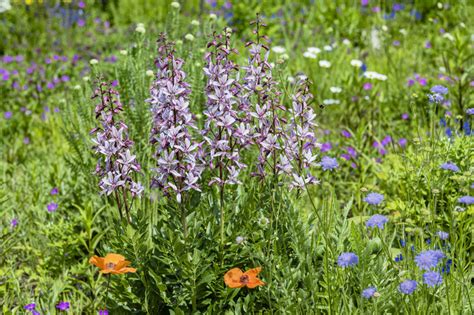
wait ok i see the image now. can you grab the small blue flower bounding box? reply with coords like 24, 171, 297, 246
428, 93, 444, 104
415, 250, 445, 270
364, 193, 384, 205
321, 156, 339, 171
430, 85, 448, 95
399, 280, 417, 294
426, 238, 431, 245
394, 254, 403, 262
440, 162, 459, 172
423, 271, 443, 287
337, 252, 359, 268
362, 286, 377, 299
24, 304, 36, 311
366, 214, 388, 229
445, 127, 452, 138
437, 231, 449, 240
466, 108, 474, 115
458, 196, 474, 205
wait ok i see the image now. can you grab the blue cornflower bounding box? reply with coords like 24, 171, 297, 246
321, 156, 339, 171
464, 121, 471, 136
400, 239, 406, 247
399, 280, 417, 294
366, 214, 389, 229
458, 196, 474, 205
428, 93, 444, 104
437, 231, 449, 240
56, 301, 70, 311
466, 108, 474, 115
415, 250, 445, 270
423, 271, 443, 287
394, 254, 403, 262
442, 259, 452, 274
364, 192, 384, 205
445, 127, 452, 138
440, 162, 459, 172
361, 287, 377, 299
430, 85, 448, 95
337, 252, 359, 268
426, 238, 431, 245
47, 202, 58, 212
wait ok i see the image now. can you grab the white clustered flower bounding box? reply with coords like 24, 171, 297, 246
171, 1, 180, 9
371, 28, 381, 50
400, 29, 407, 35
287, 76, 295, 83
381, 25, 388, 32
324, 45, 333, 51
272, 46, 286, 54
323, 99, 340, 105
176, 39, 183, 45
350, 59, 363, 68
209, 13, 217, 20
319, 60, 331, 68
280, 53, 289, 60
303, 51, 317, 59
185, 33, 195, 41
146, 70, 154, 77
442, 33, 455, 41
363, 71, 387, 81
191, 19, 200, 26
330, 86, 342, 94
307, 47, 321, 54
0, 0, 12, 13
119, 50, 128, 55
89, 59, 98, 65
342, 39, 351, 46
135, 25, 146, 34
83, 76, 90, 82
73, 85, 81, 90
235, 236, 245, 244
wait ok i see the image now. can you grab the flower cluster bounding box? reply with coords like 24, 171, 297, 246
428, 85, 448, 104
337, 252, 359, 267
414, 250, 445, 270
366, 214, 388, 229
147, 34, 203, 202
91, 81, 143, 219
202, 30, 247, 187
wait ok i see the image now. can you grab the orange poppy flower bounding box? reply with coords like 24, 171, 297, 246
89, 253, 136, 274
224, 267, 265, 288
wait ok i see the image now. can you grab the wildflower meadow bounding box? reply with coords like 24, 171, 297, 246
1, 0, 473, 314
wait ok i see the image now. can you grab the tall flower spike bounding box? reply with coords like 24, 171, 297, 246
147, 33, 203, 203
91, 81, 143, 221
284, 78, 320, 190
202, 29, 248, 187
243, 15, 286, 180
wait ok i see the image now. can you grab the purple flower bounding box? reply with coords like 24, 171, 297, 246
321, 156, 339, 171
423, 271, 443, 287
398, 138, 407, 148
91, 81, 143, 201
399, 280, 417, 294
363, 82, 372, 90
415, 250, 445, 270
401, 113, 409, 120
4, 111, 12, 119
366, 214, 388, 229
337, 252, 359, 267
393, 40, 400, 46
341, 130, 351, 138
11, 218, 18, 228
425, 41, 432, 49
78, 1, 86, 8
418, 77, 427, 86
320, 142, 332, 152
458, 196, 474, 205
56, 301, 70, 311
428, 93, 444, 104
437, 231, 449, 240
362, 287, 377, 299
147, 34, 203, 201
430, 85, 448, 95
24, 303, 36, 311
98, 310, 109, 315
50, 187, 59, 195
440, 162, 459, 172
77, 19, 86, 27
361, 0, 369, 6
24, 137, 30, 144
381, 136, 391, 146
364, 192, 384, 205
47, 202, 58, 212
466, 108, 474, 115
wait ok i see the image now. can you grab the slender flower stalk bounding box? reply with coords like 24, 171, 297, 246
202, 29, 249, 247
91, 81, 143, 222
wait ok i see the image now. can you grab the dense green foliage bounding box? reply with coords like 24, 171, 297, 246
0, 0, 473, 314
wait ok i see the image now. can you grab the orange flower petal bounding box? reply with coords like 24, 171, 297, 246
244, 267, 262, 277
115, 260, 131, 270
104, 253, 126, 265
224, 268, 244, 288
246, 278, 265, 288
89, 256, 105, 269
